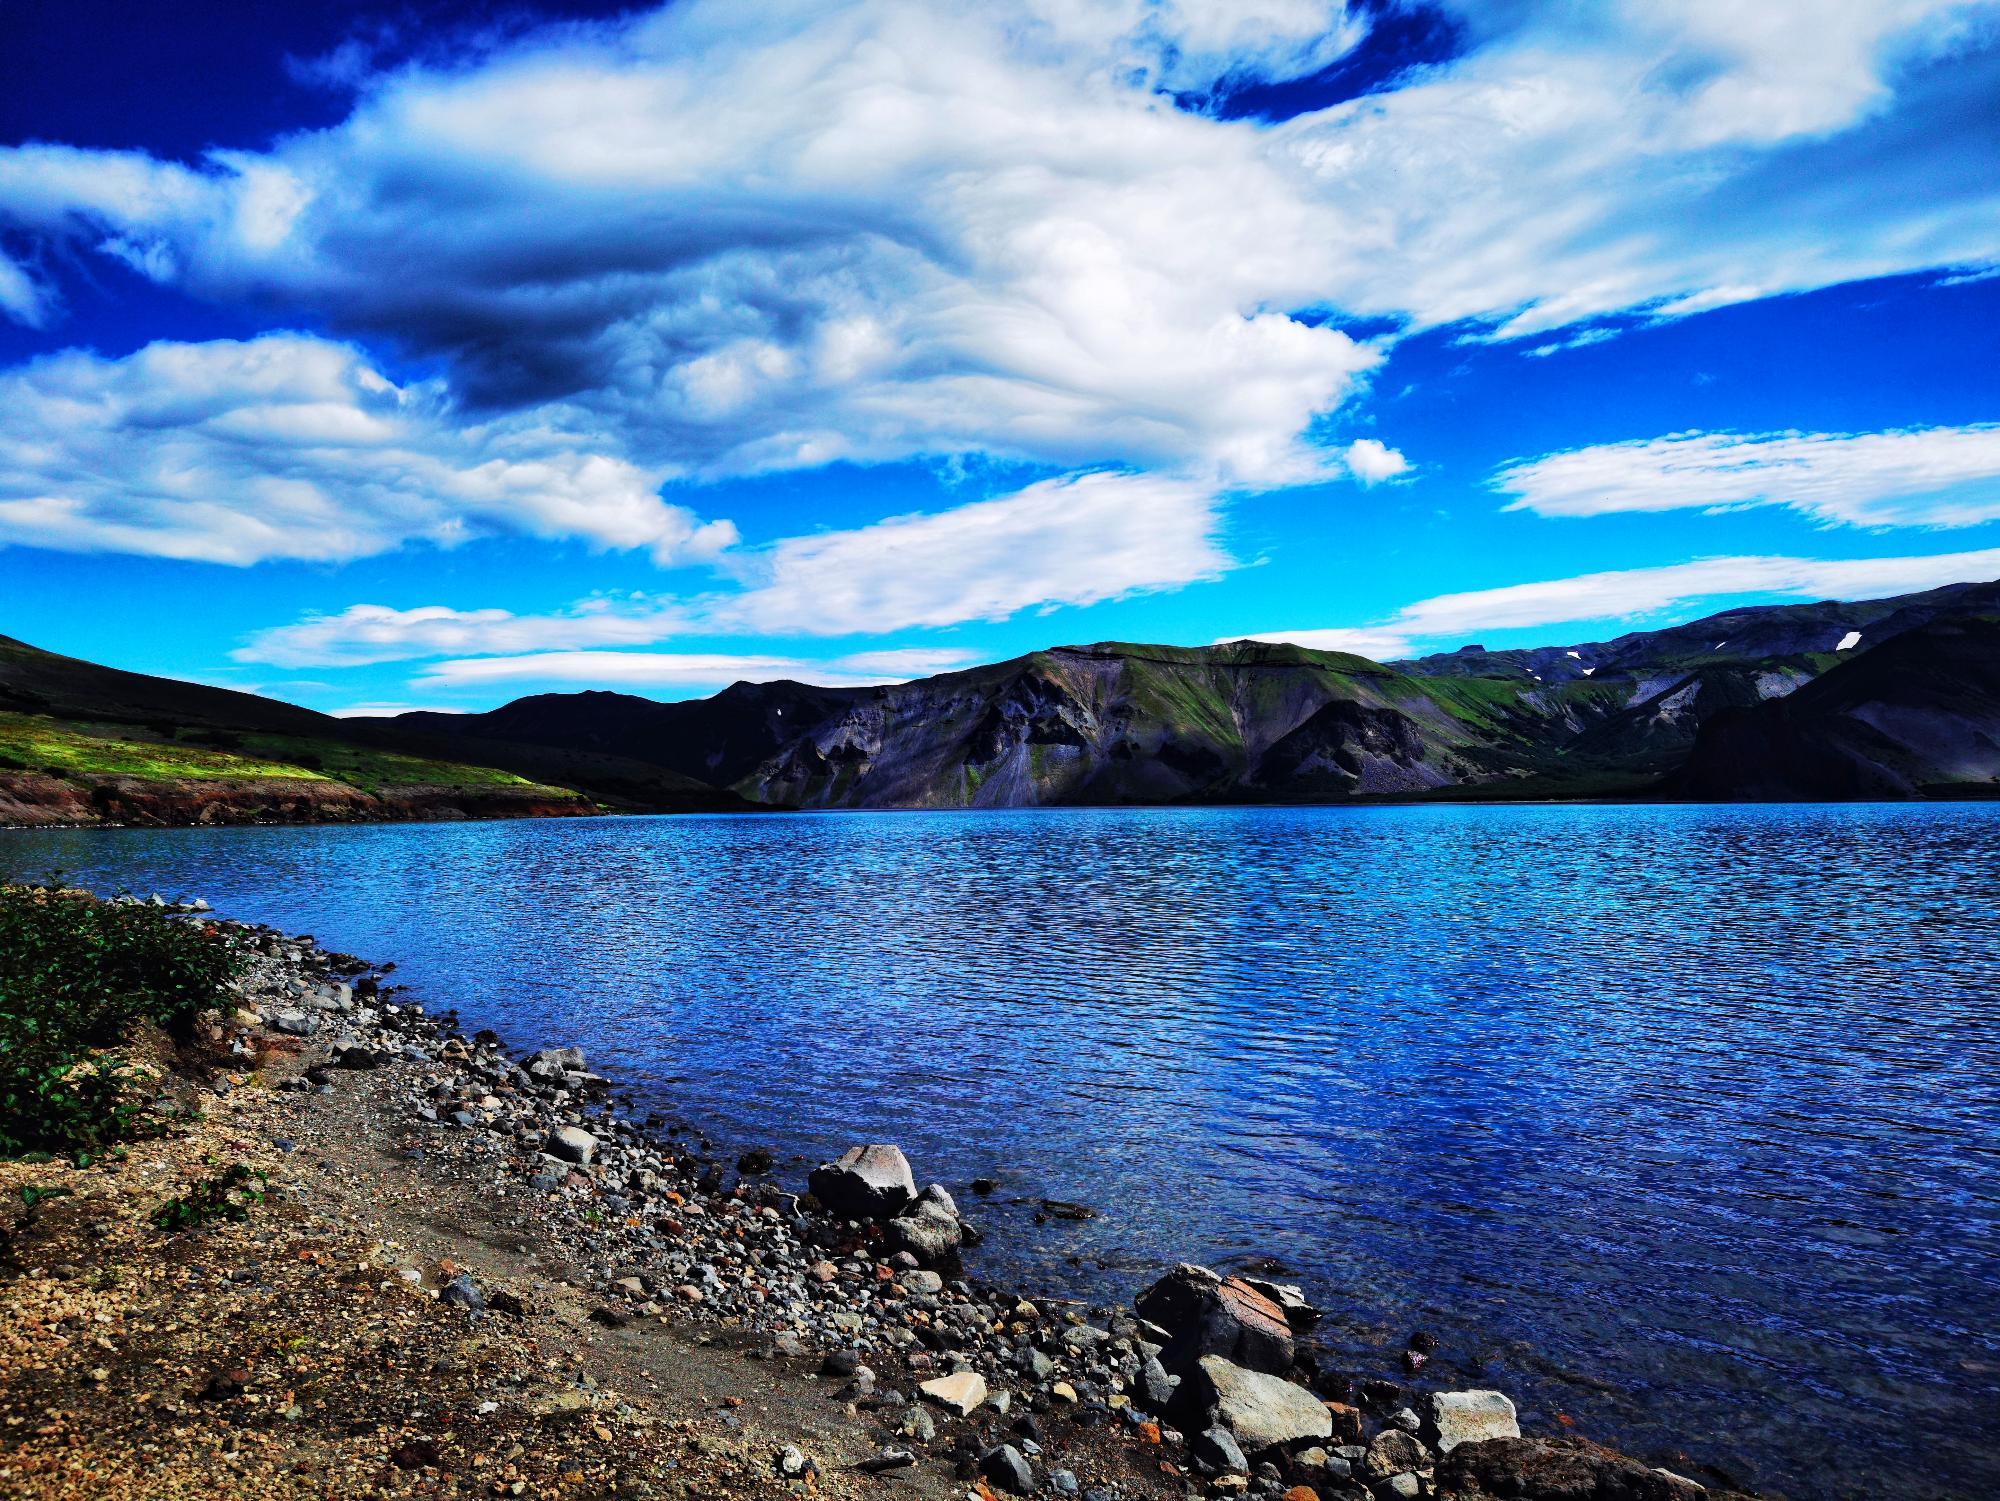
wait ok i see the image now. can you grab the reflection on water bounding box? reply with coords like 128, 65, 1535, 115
8, 802, 1999, 1501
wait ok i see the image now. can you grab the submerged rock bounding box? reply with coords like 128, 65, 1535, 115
1437, 1436, 1712, 1501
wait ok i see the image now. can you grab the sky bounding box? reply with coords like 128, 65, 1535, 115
1, 0, 1997, 716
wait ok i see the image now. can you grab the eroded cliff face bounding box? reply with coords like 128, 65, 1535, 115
0, 774, 595, 828
737, 647, 1483, 808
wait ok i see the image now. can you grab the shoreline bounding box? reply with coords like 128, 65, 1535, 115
0, 897, 1760, 1501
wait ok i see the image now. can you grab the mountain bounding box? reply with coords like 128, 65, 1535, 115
1663, 614, 2000, 799
0, 634, 753, 827
374, 579, 2000, 808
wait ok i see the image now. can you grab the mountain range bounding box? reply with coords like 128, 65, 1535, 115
374, 578, 2000, 810
3, 578, 1995, 826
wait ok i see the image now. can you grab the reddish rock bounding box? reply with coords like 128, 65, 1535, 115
1135, 1263, 1295, 1375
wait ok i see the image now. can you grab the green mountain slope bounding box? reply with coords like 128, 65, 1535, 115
0, 634, 752, 825
377, 579, 2000, 809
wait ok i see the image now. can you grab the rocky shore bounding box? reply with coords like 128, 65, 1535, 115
0, 903, 1761, 1500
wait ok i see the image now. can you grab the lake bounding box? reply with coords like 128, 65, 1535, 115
6, 803, 1998, 1500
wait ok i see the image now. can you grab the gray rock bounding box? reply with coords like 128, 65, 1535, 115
1137, 1355, 1179, 1409
809, 1143, 916, 1220
919, 1370, 987, 1415
979, 1444, 1035, 1495
1187, 1356, 1332, 1453
885, 1184, 963, 1263
270, 1009, 317, 1036
1426, 1389, 1520, 1453
440, 1275, 484, 1312
547, 1125, 600, 1165
1363, 1429, 1431, 1480
1191, 1425, 1249, 1475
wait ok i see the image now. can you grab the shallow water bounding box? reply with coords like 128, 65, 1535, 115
8, 803, 1999, 1500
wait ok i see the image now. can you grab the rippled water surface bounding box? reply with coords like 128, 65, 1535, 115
8, 804, 1999, 1499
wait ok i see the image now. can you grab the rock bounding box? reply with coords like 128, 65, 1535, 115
1241, 1277, 1322, 1333
270, 1009, 316, 1036
1427, 1390, 1520, 1454
979, 1444, 1035, 1495
1192, 1425, 1249, 1475
440, 1275, 484, 1313
1363, 1430, 1430, 1480
1137, 1355, 1179, 1409
546, 1125, 600, 1165
809, 1143, 916, 1220
1381, 1473, 1422, 1499
333, 1044, 383, 1069
919, 1370, 988, 1416
526, 1046, 586, 1078
774, 1445, 809, 1478
1136, 1264, 1294, 1375
1186, 1357, 1332, 1453
1325, 1402, 1363, 1446
1437, 1436, 1709, 1501
885, 1183, 963, 1263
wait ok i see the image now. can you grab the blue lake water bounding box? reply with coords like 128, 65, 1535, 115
6, 804, 1998, 1500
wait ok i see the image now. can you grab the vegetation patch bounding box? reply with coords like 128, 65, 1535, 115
151, 1162, 269, 1231
0, 712, 327, 782
0, 885, 243, 1158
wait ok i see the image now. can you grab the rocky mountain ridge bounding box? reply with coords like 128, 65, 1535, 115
382, 579, 2000, 807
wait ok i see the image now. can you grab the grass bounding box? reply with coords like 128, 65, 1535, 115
0, 712, 328, 781
0, 884, 243, 1158
0, 712, 584, 800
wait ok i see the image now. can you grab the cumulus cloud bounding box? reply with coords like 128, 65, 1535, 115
0, 334, 736, 565
1494, 424, 2000, 528
1230, 545, 2000, 657
2, 0, 1993, 505
417, 646, 981, 689
1342, 438, 1408, 484
236, 469, 1228, 667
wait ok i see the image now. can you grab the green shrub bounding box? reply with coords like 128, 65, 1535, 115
151, 1163, 267, 1231
0, 885, 243, 1158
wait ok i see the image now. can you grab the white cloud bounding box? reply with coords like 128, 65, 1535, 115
1494, 424, 2000, 527
326, 702, 468, 718
1, 0, 1993, 506
1342, 438, 1409, 484
1229, 545, 2000, 654
1220, 625, 1418, 658
236, 470, 1228, 666
0, 334, 736, 565
417, 646, 980, 690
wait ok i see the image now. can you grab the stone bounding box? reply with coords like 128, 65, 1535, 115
526, 1046, 586, 1079
1192, 1425, 1249, 1475
1137, 1355, 1179, 1409
1187, 1357, 1332, 1453
1241, 1278, 1322, 1333
809, 1143, 917, 1220
1362, 1430, 1430, 1480
440, 1275, 484, 1313
979, 1444, 1035, 1495
546, 1126, 600, 1165
270, 1009, 316, 1036
1135, 1264, 1294, 1375
1325, 1402, 1364, 1446
1382, 1473, 1422, 1499
1437, 1437, 1707, 1501
1426, 1390, 1520, 1453
919, 1370, 988, 1416
884, 1184, 963, 1264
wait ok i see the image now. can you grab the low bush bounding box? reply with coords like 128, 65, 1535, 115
0, 884, 242, 1157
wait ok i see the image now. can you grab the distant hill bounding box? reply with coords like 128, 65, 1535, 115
370, 579, 2000, 808
1664, 615, 2000, 800
0, 634, 753, 826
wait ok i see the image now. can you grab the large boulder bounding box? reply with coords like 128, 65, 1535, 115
1436, 1436, 1717, 1501
1184, 1356, 1332, 1454
1136, 1264, 1295, 1374
884, 1183, 964, 1263
546, 1125, 600, 1165
809, 1144, 917, 1220
1427, 1390, 1520, 1454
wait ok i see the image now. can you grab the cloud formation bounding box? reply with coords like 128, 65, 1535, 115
415, 646, 981, 690
1230, 544, 2000, 657
1494, 424, 2000, 528
0, 334, 734, 565
2, 0, 1995, 501
236, 469, 1229, 666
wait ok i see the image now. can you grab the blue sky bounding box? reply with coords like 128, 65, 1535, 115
2, 0, 1997, 714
